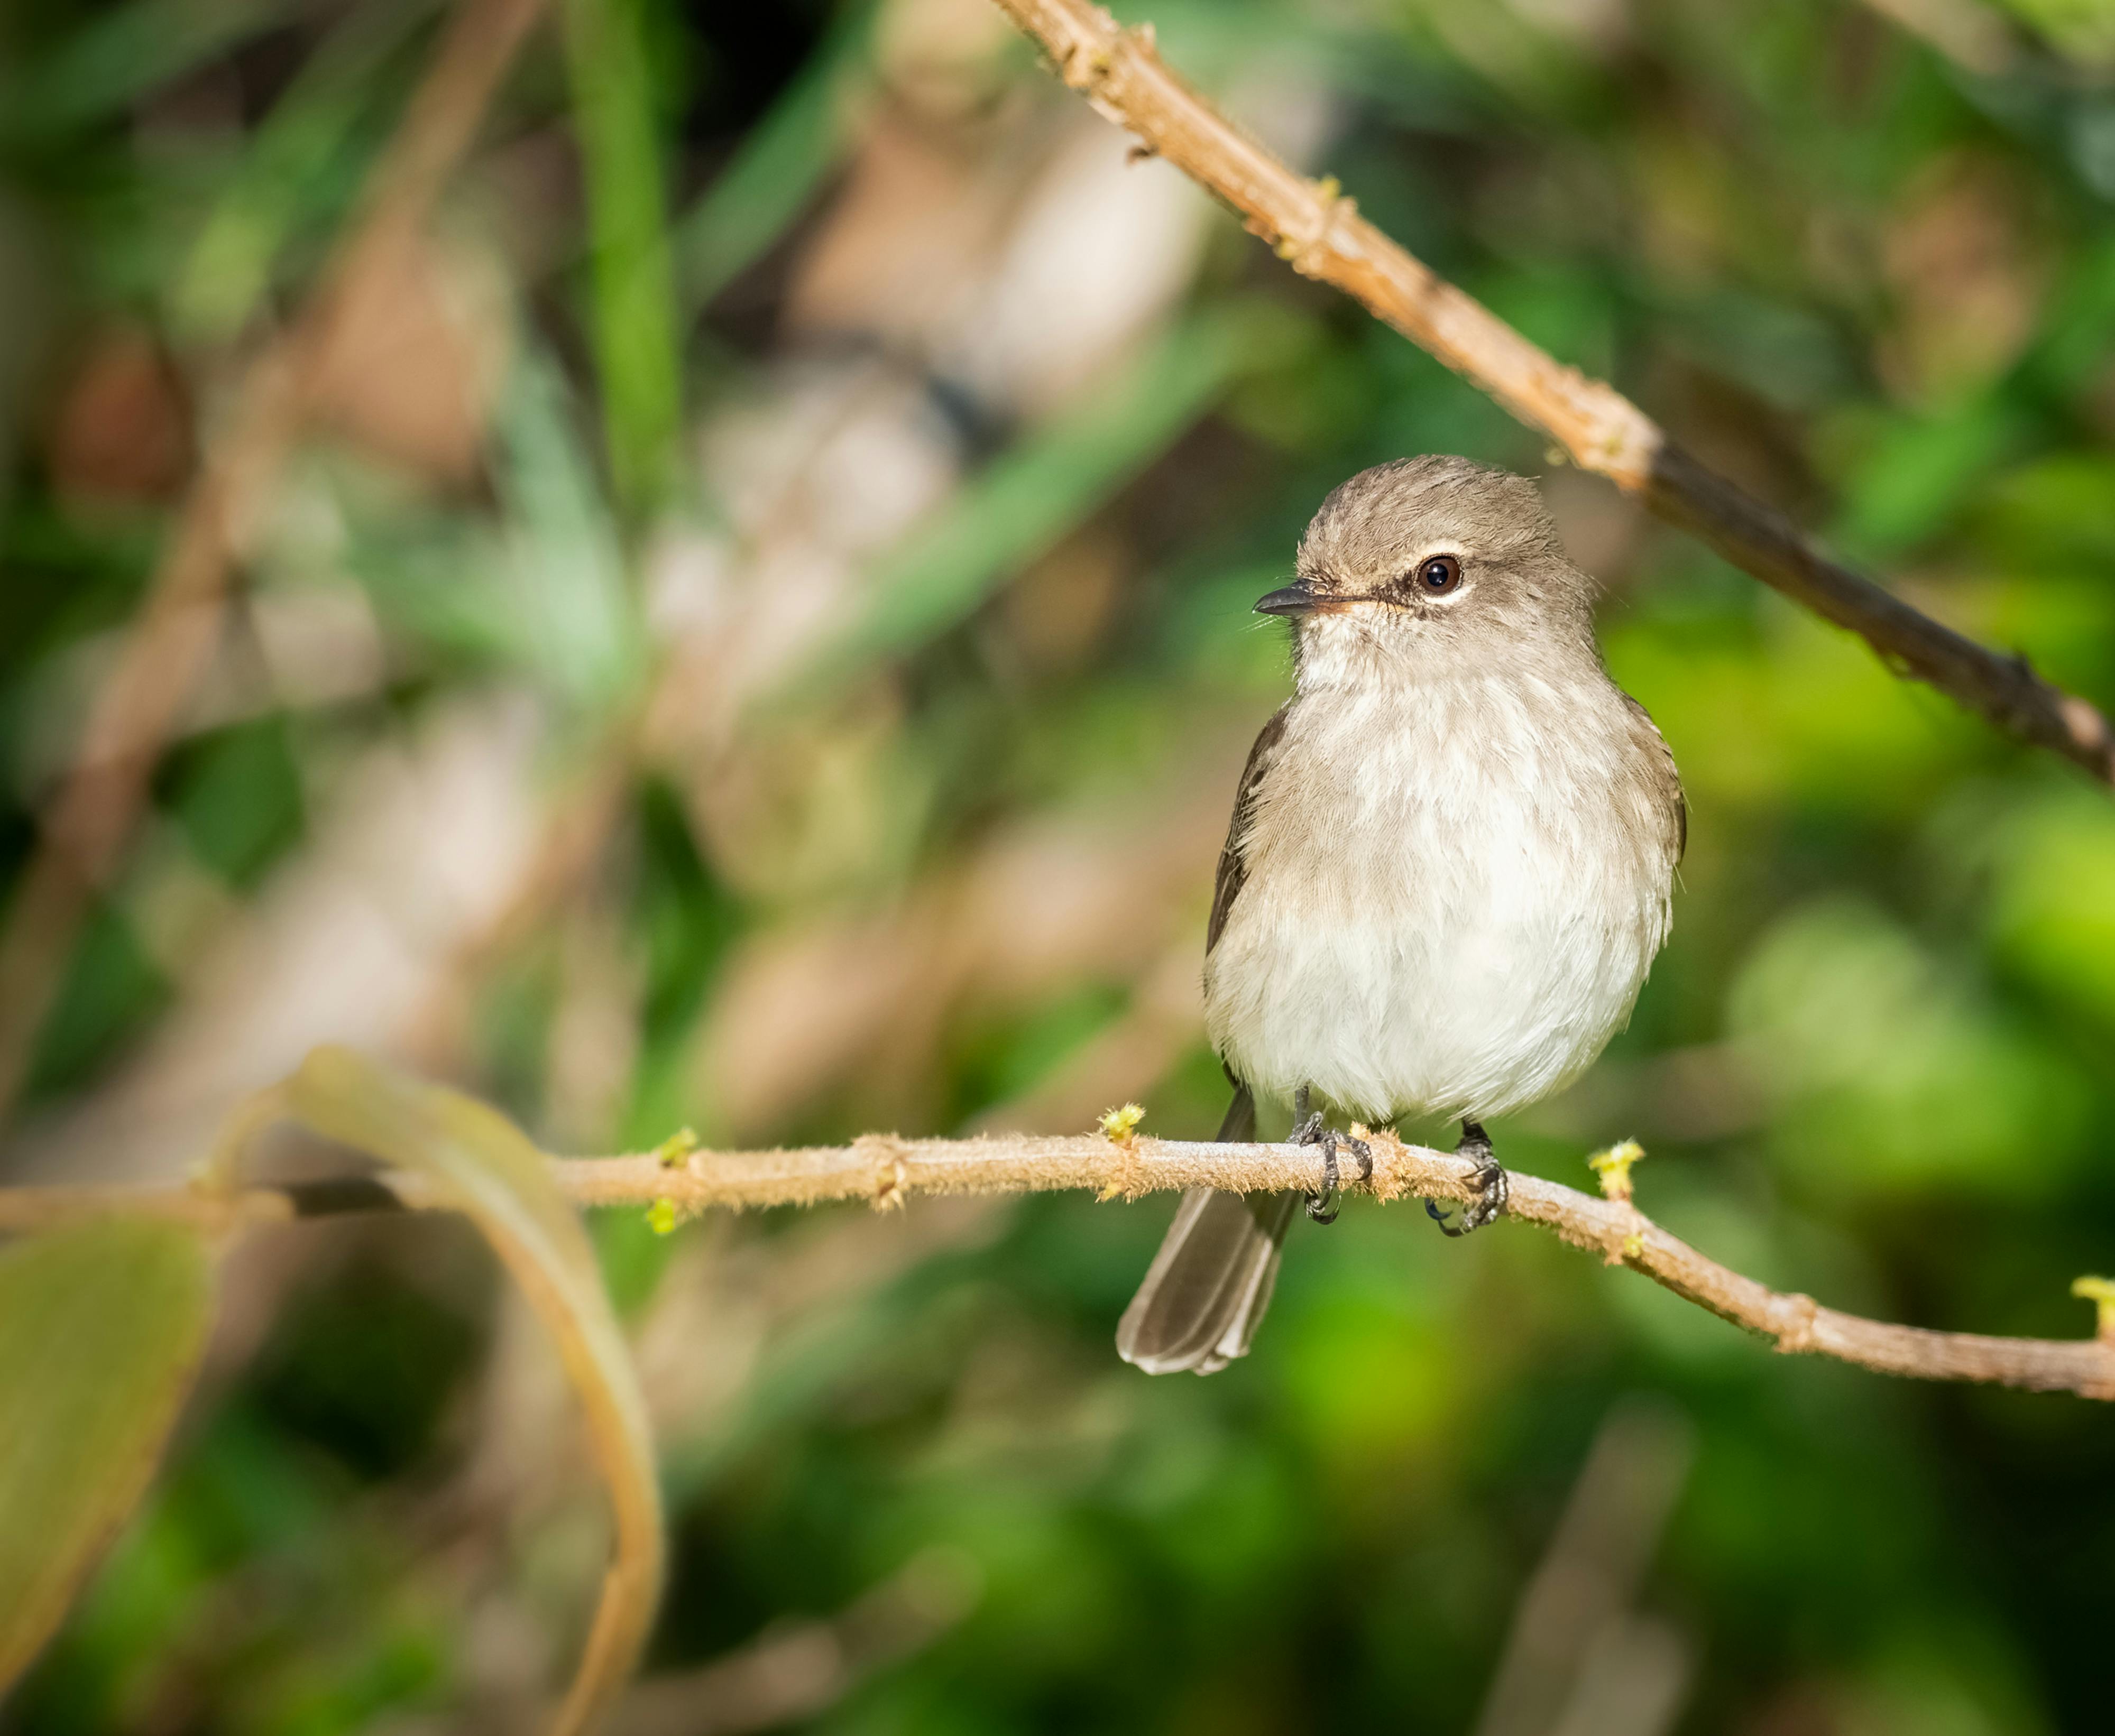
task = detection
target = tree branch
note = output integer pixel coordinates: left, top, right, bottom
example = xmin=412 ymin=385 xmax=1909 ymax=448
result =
xmin=5 ymin=1129 xmax=2111 ymax=1401
xmin=984 ymin=0 xmax=2115 ymax=787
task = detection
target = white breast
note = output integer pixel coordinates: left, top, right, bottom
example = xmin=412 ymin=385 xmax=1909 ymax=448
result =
xmin=1203 ymin=671 xmax=1676 ymax=1125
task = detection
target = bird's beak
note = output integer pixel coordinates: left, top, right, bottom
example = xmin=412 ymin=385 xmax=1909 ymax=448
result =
xmin=1254 ymin=581 xmax=1318 ymax=616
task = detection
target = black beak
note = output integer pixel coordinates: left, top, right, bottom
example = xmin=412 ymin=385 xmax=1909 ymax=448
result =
xmin=1254 ymin=581 xmax=1317 ymax=617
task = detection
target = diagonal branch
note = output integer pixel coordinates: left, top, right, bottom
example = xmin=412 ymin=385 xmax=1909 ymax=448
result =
xmin=0 ymin=0 xmax=547 ymax=1121
xmin=984 ymin=0 xmax=2115 ymax=787
xmin=4 ymin=1126 xmax=2111 ymax=1401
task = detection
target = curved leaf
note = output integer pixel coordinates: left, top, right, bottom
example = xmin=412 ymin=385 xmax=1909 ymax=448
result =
xmin=0 ymin=1217 xmax=214 ymax=1696
xmin=281 ymin=1046 xmax=663 ymax=1736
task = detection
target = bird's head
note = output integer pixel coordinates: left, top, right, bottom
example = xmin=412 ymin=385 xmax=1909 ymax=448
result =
xmin=1258 ymin=456 xmax=1597 ymax=688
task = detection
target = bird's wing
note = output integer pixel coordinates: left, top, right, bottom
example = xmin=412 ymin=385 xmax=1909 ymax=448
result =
xmin=1207 ymin=704 xmax=1291 ymax=955
xmin=1621 ymin=691 xmax=1687 ymax=864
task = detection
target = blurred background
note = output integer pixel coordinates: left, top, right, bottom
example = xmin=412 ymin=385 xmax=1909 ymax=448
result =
xmin=4 ymin=0 xmax=2115 ymax=1729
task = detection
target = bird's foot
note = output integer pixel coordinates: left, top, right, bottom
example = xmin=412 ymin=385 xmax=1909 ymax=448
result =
xmin=1292 ymin=1092 xmax=1371 ymax=1226
xmin=1425 ymin=1120 xmax=1508 ymax=1238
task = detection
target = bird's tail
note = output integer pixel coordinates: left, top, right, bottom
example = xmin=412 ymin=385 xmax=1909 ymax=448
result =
xmin=1115 ymin=1084 xmax=1298 ymax=1375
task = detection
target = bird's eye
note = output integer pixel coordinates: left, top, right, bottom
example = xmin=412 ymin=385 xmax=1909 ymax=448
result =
xmin=1414 ymin=555 xmax=1461 ymax=594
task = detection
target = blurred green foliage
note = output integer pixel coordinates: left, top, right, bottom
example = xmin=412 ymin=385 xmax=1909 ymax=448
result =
xmin=5 ymin=0 xmax=2115 ymax=1731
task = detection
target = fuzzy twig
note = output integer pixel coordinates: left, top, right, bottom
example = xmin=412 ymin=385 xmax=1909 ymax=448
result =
xmin=5 ymin=1127 xmax=2111 ymax=1401
xmin=983 ymin=0 xmax=2115 ymax=788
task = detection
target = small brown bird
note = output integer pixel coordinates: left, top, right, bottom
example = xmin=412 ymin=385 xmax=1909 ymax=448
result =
xmin=1117 ymin=456 xmax=1685 ymax=1374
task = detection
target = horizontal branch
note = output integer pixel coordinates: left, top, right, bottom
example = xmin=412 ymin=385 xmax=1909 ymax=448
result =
xmin=986 ymin=0 xmax=2115 ymax=787
xmin=6 ymin=1129 xmax=2111 ymax=1401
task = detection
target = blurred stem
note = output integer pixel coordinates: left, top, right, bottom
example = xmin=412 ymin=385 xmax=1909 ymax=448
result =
xmin=560 ymin=0 xmax=683 ymax=519
xmin=7 ymin=1124 xmax=2114 ymax=1402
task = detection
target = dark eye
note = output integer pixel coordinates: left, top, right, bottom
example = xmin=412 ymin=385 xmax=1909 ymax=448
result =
xmin=1415 ymin=554 xmax=1461 ymax=594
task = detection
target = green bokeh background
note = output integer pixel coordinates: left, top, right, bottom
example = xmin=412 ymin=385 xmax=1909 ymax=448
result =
xmin=4 ymin=0 xmax=2115 ymax=1731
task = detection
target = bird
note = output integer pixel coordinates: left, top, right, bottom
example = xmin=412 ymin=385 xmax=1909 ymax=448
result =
xmin=1116 ymin=455 xmax=1685 ymax=1375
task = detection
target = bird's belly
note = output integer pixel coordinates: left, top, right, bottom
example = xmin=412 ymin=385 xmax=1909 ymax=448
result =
xmin=1204 ymin=809 xmax=1665 ymax=1125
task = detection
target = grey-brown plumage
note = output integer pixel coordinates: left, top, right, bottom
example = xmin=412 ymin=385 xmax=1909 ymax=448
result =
xmin=1116 ymin=723 xmax=1293 ymax=1375
xmin=1118 ymin=455 xmax=1685 ymax=1375
xmin=1113 ymin=1084 xmax=1299 ymax=1375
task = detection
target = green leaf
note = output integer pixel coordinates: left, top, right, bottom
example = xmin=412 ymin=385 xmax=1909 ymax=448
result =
xmin=333 ymin=356 xmax=644 ymax=709
xmin=674 ymin=1 xmax=877 ymax=314
xmin=1992 ymin=0 xmax=2115 ymax=63
xmin=794 ymin=308 xmax=1250 ymax=696
xmin=561 ymin=0 xmax=683 ymax=514
xmin=493 ymin=350 xmax=646 ymax=714
xmin=1830 ymin=396 xmax=2027 ymax=559
xmin=278 ymin=1047 xmax=662 ymax=1736
xmin=1 ymin=0 xmax=291 ymax=138
xmin=0 ymin=1218 xmax=214 ymax=1696
xmin=170 ymin=0 xmax=434 ymax=342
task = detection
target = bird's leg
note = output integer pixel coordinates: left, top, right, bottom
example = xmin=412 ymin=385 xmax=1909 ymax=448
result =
xmin=1456 ymin=1120 xmax=1509 ymax=1230
xmin=1290 ymin=1084 xmax=1322 ymax=1147
xmin=1424 ymin=1119 xmax=1510 ymax=1238
xmin=1291 ymin=1085 xmax=1372 ymax=1226
xmin=1293 ymin=1085 xmax=1337 ymax=1223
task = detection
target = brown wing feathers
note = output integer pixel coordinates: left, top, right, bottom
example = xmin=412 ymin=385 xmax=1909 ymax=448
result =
xmin=1207 ymin=705 xmax=1289 ymax=956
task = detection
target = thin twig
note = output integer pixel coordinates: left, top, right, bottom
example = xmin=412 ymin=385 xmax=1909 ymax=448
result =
xmin=0 ymin=0 xmax=547 ymax=1120
xmin=983 ymin=0 xmax=2115 ymax=787
xmin=1472 ymin=1398 xmax=1695 ymax=1736
xmin=5 ymin=1128 xmax=2111 ymax=1401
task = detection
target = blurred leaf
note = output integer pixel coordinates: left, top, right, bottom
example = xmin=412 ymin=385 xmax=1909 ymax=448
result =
xmin=490 ymin=349 xmax=646 ymax=710
xmin=0 ymin=0 xmax=291 ymax=138
xmin=27 ymin=907 xmax=169 ymax=1104
xmin=0 ymin=1217 xmax=214 ymax=1697
xmin=1828 ymin=396 xmax=2028 ymax=559
xmin=170 ymin=0 xmax=435 ymax=342
xmin=277 ymin=1047 xmax=663 ymax=1736
xmin=1984 ymin=786 xmax=2115 ymax=1033
xmin=1727 ymin=897 xmax=2091 ymax=1197
xmin=1650 ymin=283 xmax=1857 ymax=413
xmin=1975 ymin=453 xmax=2115 ymax=565
xmin=1996 ymin=0 xmax=2115 ymax=64
xmin=1603 ymin=604 xmax=1967 ymax=821
xmin=797 ymin=309 xmax=1250 ymax=694
xmin=562 ymin=0 xmax=682 ymax=514
xmin=623 ymin=779 xmax=746 ymax=1151
xmin=333 ymin=497 xmax=517 ymax=669
xmin=2015 ymin=236 xmax=2115 ymax=395
xmin=166 ymin=716 xmax=305 ymax=890
xmin=328 ymin=407 xmax=643 ymax=705
xmin=675 ymin=1 xmax=876 ymax=313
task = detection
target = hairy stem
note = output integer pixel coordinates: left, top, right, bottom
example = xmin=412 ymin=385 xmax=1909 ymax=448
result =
xmin=5 ymin=1128 xmax=2110 ymax=1401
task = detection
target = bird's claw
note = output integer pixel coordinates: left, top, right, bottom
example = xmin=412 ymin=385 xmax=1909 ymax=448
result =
xmin=1293 ymin=1104 xmax=1371 ymax=1226
xmin=1426 ymin=1120 xmax=1508 ymax=1238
